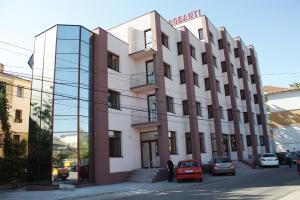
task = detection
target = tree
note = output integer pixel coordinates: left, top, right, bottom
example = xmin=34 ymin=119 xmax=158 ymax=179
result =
xmin=0 ymin=92 xmax=27 ymax=187
xmin=289 ymin=82 xmax=300 ymax=89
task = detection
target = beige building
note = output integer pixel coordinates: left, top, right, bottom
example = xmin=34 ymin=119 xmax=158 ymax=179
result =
xmin=264 ymin=86 xmax=300 ymax=152
xmin=0 ymin=63 xmax=31 ymax=157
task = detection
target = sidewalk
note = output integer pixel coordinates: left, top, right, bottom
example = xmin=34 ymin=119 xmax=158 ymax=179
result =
xmin=1 ymin=166 xmax=263 ymax=200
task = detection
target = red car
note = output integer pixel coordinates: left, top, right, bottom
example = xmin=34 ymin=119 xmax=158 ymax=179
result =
xmin=297 ymin=158 xmax=300 ymax=176
xmin=176 ymin=160 xmax=202 ymax=182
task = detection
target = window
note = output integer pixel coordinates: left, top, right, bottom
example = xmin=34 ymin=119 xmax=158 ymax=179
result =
xmin=213 ymin=56 xmax=217 ymax=68
xmin=177 ymin=42 xmax=183 ymax=55
xmin=204 ymin=78 xmax=210 ymax=90
xmin=196 ymin=102 xmax=202 ymax=117
xmin=193 ymin=72 xmax=199 ymax=86
xmin=209 ymin=32 xmax=214 ymax=44
xmin=164 ymin=62 xmax=172 ymax=79
xmin=253 ymin=94 xmax=258 ymax=104
xmin=237 ymin=68 xmax=242 ymax=78
xmin=218 ymin=39 xmax=223 ymax=49
xmin=15 ymin=110 xmax=22 ymax=123
xmin=230 ymin=135 xmax=237 ymax=151
xmin=166 ymin=96 xmax=174 ymax=113
xmin=216 ymin=80 xmax=221 ymax=93
xmin=190 ymin=45 xmax=196 ymax=59
xmin=240 ymin=89 xmax=245 ymax=100
xmin=221 ymin=61 xmax=226 ymax=72
xmin=234 ymin=86 xmax=238 ymax=98
xmin=109 ymin=130 xmax=122 ymax=157
xmin=259 ymin=136 xmax=265 ymax=146
xmin=161 ymin=32 xmax=169 ymax=48
xmin=256 ymin=114 xmax=262 ymax=125
xmin=227 ymin=109 xmax=233 ymax=121
xmin=231 ymin=64 xmax=236 ymax=75
xmin=179 ymin=70 xmax=185 ymax=84
xmin=17 ymin=86 xmax=24 ymax=97
xmin=243 ymin=112 xmax=249 ymax=123
xmin=199 ymin=132 xmax=206 ymax=153
xmin=185 ymin=132 xmax=192 ymax=154
xmin=182 ymin=100 xmax=188 ymax=115
xmin=0 ymin=81 xmax=6 ymax=94
xmin=208 ymin=105 xmax=213 ymax=118
xmin=108 ymin=52 xmax=119 ymax=72
xmin=237 ymin=109 xmax=241 ymax=121
xmin=198 ymin=28 xmax=204 ymax=40
xmin=234 ymin=48 xmax=239 ymax=58
xmin=219 ymin=106 xmax=224 ymax=119
xmin=247 ymin=55 xmax=252 ymax=65
xmin=228 ymin=42 xmax=231 ymax=53
xmin=246 ymin=135 xmax=252 ymax=146
xmin=108 ymin=90 xmax=120 ymax=110
xmin=224 ymin=84 xmax=230 ymax=96
xmin=250 ymin=74 xmax=256 ymax=84
xmin=240 ymin=134 xmax=245 ymax=150
xmin=201 ymin=53 xmax=207 ymax=64
xmin=169 ymin=131 xmax=177 ymax=154
xmin=13 ymin=135 xmax=20 ymax=143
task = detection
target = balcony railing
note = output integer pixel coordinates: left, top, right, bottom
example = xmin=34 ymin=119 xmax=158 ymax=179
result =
xmin=131 ymin=109 xmax=160 ymax=128
xmin=130 ymin=73 xmax=157 ymax=92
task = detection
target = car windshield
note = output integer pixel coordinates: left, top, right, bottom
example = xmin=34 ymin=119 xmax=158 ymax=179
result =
xmin=214 ymin=158 xmax=231 ymax=163
xmin=262 ymin=154 xmax=276 ymax=157
xmin=181 ymin=161 xmax=198 ymax=168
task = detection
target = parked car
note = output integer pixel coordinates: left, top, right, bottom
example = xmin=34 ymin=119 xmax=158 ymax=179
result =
xmin=52 ymin=165 xmax=69 ymax=181
xmin=259 ymin=153 xmax=279 ymax=168
xmin=275 ymin=152 xmax=288 ymax=165
xmin=209 ymin=157 xmax=235 ymax=176
xmin=176 ymin=160 xmax=202 ymax=182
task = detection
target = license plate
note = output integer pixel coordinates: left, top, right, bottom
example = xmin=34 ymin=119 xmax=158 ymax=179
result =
xmin=185 ymin=170 xmax=193 ymax=173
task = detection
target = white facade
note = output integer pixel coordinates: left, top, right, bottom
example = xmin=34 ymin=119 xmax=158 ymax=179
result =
xmin=103 ymin=11 xmax=268 ymax=174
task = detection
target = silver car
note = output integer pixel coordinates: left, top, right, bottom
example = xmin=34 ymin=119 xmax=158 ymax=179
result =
xmin=210 ymin=157 xmax=235 ymax=176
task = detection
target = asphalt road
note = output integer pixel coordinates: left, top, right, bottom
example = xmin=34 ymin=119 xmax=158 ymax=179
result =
xmin=119 ymin=165 xmax=300 ymax=200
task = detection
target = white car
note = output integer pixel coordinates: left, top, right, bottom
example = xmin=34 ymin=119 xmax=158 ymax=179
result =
xmin=259 ymin=153 xmax=279 ymax=167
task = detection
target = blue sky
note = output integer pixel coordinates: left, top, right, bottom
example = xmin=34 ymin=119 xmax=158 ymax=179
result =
xmin=0 ymin=0 xmax=299 ymax=87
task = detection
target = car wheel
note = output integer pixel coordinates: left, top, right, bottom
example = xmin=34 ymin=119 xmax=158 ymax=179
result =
xmin=276 ymin=165 xmax=279 ymax=168
xmin=232 ymin=172 xmax=236 ymax=176
xmin=177 ymin=179 xmax=182 ymax=183
xmin=199 ymin=178 xmax=203 ymax=182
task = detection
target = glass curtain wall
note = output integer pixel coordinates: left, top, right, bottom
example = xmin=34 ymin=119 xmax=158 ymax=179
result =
xmin=28 ymin=25 xmax=93 ymax=185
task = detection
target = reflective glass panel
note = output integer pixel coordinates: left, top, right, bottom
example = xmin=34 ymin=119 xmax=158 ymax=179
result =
xmin=57 ymin=25 xmax=80 ymax=39
xmin=56 ymin=39 xmax=79 ymax=54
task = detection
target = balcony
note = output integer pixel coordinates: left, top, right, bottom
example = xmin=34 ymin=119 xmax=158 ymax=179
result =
xmin=130 ymin=73 xmax=158 ymax=92
xmin=131 ymin=110 xmax=160 ymax=129
xmin=129 ymin=47 xmax=156 ymax=60
xmin=128 ymin=27 xmax=156 ymax=60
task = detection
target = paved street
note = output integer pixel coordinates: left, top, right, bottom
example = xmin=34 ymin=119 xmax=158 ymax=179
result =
xmin=122 ymin=166 xmax=300 ymax=200
xmin=2 ymin=165 xmax=299 ymax=200
xmin=78 ymin=166 xmax=300 ymax=200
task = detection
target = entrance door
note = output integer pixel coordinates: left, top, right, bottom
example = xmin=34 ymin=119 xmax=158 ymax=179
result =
xmin=222 ymin=134 xmax=229 ymax=156
xmin=141 ymin=140 xmax=160 ymax=168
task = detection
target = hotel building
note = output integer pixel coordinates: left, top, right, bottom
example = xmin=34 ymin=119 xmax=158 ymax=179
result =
xmin=27 ymin=10 xmax=269 ymax=185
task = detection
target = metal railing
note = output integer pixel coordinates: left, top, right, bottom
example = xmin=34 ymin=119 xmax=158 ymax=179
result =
xmin=130 ymin=73 xmax=155 ymax=88
xmin=131 ymin=109 xmax=157 ymax=125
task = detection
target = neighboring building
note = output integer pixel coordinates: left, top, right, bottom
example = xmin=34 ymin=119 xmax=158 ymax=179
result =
xmin=28 ymin=10 xmax=269 ymax=186
xmin=264 ymin=86 xmax=300 ymax=152
xmin=0 ymin=63 xmax=31 ymax=157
